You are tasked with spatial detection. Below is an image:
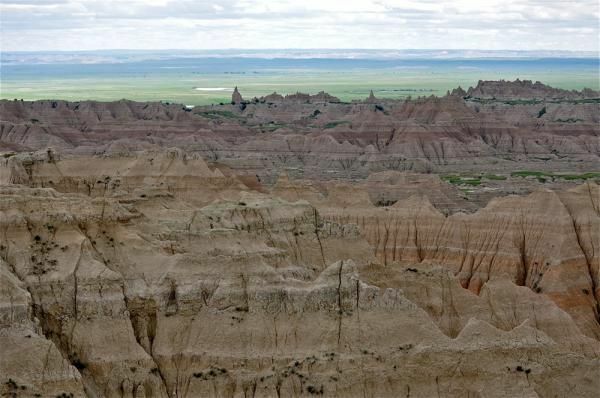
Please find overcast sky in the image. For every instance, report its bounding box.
[1,0,598,52]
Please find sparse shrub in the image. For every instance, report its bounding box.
[537,107,546,118]
[307,385,324,395]
[71,358,86,370]
[375,199,397,207]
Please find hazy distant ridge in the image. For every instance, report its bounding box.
[2,49,599,66]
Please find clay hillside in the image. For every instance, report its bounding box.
[1,80,599,398]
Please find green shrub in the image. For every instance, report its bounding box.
[323,121,350,129]
[483,174,507,180]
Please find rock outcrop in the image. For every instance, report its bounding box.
[231,87,243,104]
[0,146,599,397]
[282,91,341,103]
[262,92,284,102]
[466,79,600,100]
[449,86,467,97]
[365,90,378,103]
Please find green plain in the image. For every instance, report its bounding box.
[2,69,598,106]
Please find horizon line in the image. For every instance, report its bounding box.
[2,48,599,54]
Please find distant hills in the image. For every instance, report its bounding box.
[2,49,599,66]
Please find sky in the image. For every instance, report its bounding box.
[1,0,599,52]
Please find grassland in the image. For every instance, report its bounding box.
[198,110,240,119]
[442,174,509,186]
[442,172,600,186]
[2,66,598,106]
[511,171,600,182]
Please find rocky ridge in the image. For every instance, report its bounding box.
[465,79,600,100]
[1,80,598,185]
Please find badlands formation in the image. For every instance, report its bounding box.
[0,80,599,397]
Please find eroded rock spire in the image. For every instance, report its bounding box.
[232,86,243,104]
